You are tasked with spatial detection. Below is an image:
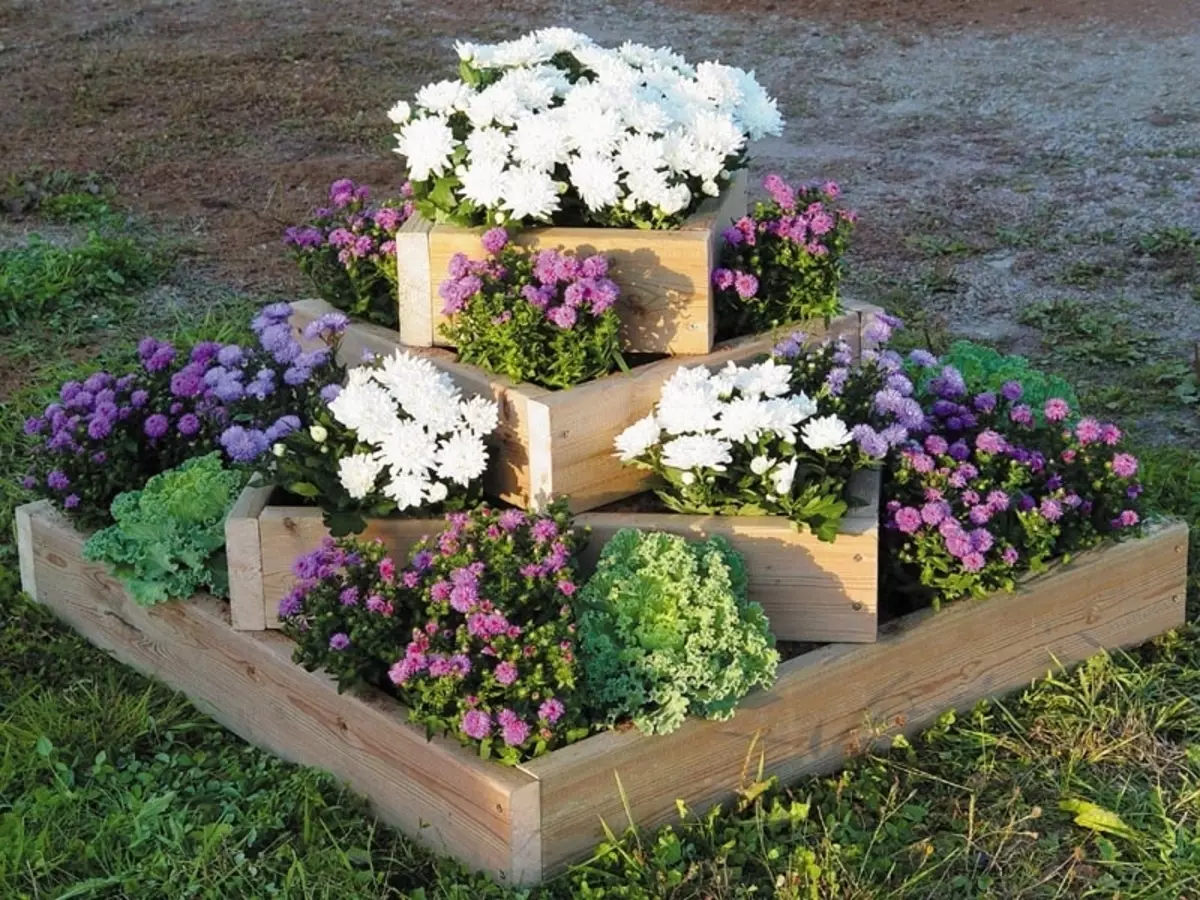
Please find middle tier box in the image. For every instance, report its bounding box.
[226,469,879,642]
[395,171,747,357]
[289,297,881,514]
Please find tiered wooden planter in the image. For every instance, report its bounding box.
[395,171,747,356]
[225,470,881,641]
[290,298,879,514]
[18,500,1188,886]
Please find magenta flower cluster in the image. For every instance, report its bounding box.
[884,371,1144,608]
[714,173,856,339]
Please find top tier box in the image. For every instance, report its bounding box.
[395,171,747,357]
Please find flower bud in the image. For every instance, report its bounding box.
[272,442,286,457]
[310,424,328,443]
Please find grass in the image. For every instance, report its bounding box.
[3,172,1200,897]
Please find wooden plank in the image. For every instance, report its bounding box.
[395,215,435,347]
[525,522,1189,873]
[226,484,273,631]
[15,501,43,600]
[18,501,537,884]
[574,469,880,644]
[427,171,747,356]
[257,505,442,629]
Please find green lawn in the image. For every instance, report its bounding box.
[2,178,1200,899]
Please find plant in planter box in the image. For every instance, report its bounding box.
[390,28,782,229]
[257,347,500,536]
[614,326,917,540]
[576,528,777,735]
[713,174,856,340]
[283,179,414,328]
[438,228,623,388]
[884,373,1145,610]
[82,453,246,605]
[279,536,418,690]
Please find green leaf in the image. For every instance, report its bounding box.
[287,481,322,499]
[1059,799,1140,842]
[35,735,53,757]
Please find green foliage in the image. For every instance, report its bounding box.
[577,529,778,735]
[1019,298,1156,367]
[1,168,116,222]
[82,453,246,605]
[0,232,165,330]
[922,339,1080,420]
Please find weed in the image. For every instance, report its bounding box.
[1133,227,1199,285]
[1058,260,1116,287]
[904,234,978,258]
[2,169,116,223]
[1019,298,1156,367]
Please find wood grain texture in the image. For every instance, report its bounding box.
[395,215,435,347]
[226,484,273,631]
[15,501,39,600]
[574,469,879,643]
[425,171,747,356]
[18,501,539,884]
[524,522,1189,873]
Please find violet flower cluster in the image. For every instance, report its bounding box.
[284,179,413,328]
[438,229,624,390]
[884,366,1144,608]
[713,174,856,340]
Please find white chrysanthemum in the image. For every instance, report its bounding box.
[695,61,744,107]
[711,363,738,399]
[500,166,561,221]
[690,110,747,158]
[564,106,623,155]
[770,458,797,496]
[569,153,622,211]
[491,34,551,68]
[533,27,593,55]
[395,116,457,182]
[374,419,439,476]
[465,128,512,168]
[656,383,722,435]
[624,168,671,209]
[387,100,412,125]
[498,66,566,111]
[466,83,525,128]
[460,395,500,435]
[750,455,776,476]
[716,397,772,443]
[458,161,507,208]
[384,472,430,511]
[733,69,785,139]
[760,396,811,443]
[801,415,852,452]
[616,133,666,174]
[327,379,397,445]
[614,413,661,462]
[426,481,449,503]
[657,182,692,215]
[660,434,732,472]
[511,112,571,172]
[338,453,384,500]
[617,40,658,69]
[661,129,701,176]
[575,45,638,91]
[455,40,481,62]
[624,96,672,134]
[735,359,792,399]
[373,351,458,413]
[415,79,471,115]
[436,431,489,486]
[790,391,819,420]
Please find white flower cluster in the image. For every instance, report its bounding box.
[327,351,499,510]
[614,359,852,496]
[389,28,783,224]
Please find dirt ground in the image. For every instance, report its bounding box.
[2,0,1199,413]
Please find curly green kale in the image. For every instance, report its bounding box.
[921,341,1079,419]
[576,529,779,735]
[82,453,247,606]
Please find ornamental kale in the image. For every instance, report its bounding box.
[279,536,419,690]
[284,179,413,327]
[577,529,778,735]
[439,229,623,389]
[884,376,1144,610]
[81,453,246,606]
[614,325,913,540]
[713,174,855,340]
[388,503,587,765]
[263,349,499,537]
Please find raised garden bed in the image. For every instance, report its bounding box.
[290,298,879,514]
[18,499,1188,886]
[395,172,747,357]
[225,470,880,641]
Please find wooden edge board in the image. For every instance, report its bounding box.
[226,484,273,630]
[521,521,1188,872]
[396,216,435,347]
[15,500,43,601]
[18,501,540,884]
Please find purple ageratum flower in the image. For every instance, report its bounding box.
[975,430,1007,455]
[852,424,889,459]
[1010,404,1034,427]
[733,271,759,299]
[970,529,994,553]
[494,661,518,686]
[220,425,269,463]
[47,470,70,491]
[893,507,921,533]
[896,399,926,431]
[1000,381,1023,402]
[924,435,948,456]
[329,178,356,208]
[973,392,997,413]
[909,349,938,368]
[825,367,848,396]
[177,413,201,437]
[329,632,351,651]
[880,424,908,447]
[63,494,80,509]
[1044,398,1071,422]
[302,312,350,342]
[721,225,743,247]
[538,698,565,724]
[87,415,113,440]
[128,389,149,409]
[546,305,578,330]
[189,341,221,366]
[20,474,37,490]
[144,414,170,439]
[283,366,312,386]
[480,227,509,255]
[146,346,176,373]
[947,441,970,462]
[462,709,492,740]
[1017,494,1036,513]
[412,550,434,571]
[1112,452,1138,478]
[319,383,342,403]
[82,372,112,393]
[265,415,301,442]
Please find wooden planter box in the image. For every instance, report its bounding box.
[290,297,880,514]
[17,500,1188,885]
[227,472,881,643]
[395,172,747,357]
